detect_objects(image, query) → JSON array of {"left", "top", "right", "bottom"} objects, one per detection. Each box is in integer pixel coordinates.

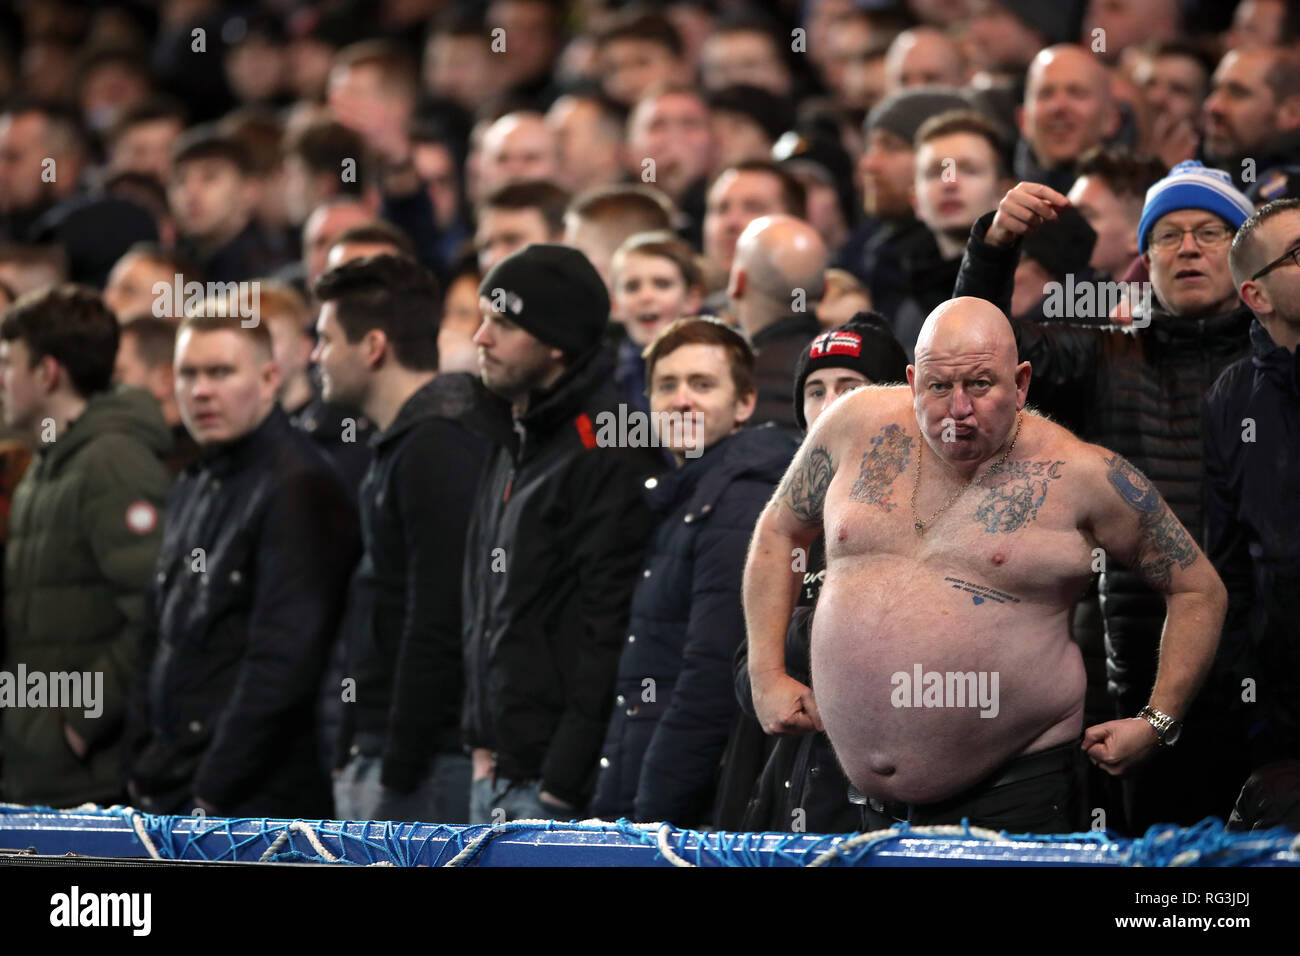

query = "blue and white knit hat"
[{"left": 1136, "top": 161, "right": 1254, "bottom": 254}]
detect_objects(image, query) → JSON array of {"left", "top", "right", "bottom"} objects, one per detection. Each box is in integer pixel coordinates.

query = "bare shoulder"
[
  {"left": 810, "top": 384, "right": 913, "bottom": 460},
  {"left": 773, "top": 385, "right": 911, "bottom": 525},
  {"left": 1018, "top": 409, "right": 1093, "bottom": 470},
  {"left": 1059, "top": 431, "right": 1164, "bottom": 523}
]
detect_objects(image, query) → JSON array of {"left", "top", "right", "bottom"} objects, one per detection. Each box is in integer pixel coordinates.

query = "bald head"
[
  {"left": 729, "top": 214, "right": 828, "bottom": 335},
  {"left": 480, "top": 112, "right": 560, "bottom": 192},
  {"left": 1022, "top": 45, "right": 1119, "bottom": 169},
  {"left": 914, "top": 297, "right": 1018, "bottom": 371},
  {"left": 303, "top": 199, "right": 371, "bottom": 283},
  {"left": 884, "top": 28, "right": 966, "bottom": 92},
  {"left": 908, "top": 297, "right": 1030, "bottom": 470}
]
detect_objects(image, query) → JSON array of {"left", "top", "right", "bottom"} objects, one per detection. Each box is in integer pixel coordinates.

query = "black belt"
[{"left": 852, "top": 737, "right": 1082, "bottom": 823}]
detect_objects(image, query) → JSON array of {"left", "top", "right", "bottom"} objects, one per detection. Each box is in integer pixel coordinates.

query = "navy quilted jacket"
[{"left": 589, "top": 423, "right": 797, "bottom": 825}]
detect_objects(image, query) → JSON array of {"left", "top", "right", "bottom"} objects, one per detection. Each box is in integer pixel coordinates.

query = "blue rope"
[
  {"left": 1118, "top": 818, "right": 1298, "bottom": 867},
  {"left": 1, "top": 803, "right": 1294, "bottom": 866}
]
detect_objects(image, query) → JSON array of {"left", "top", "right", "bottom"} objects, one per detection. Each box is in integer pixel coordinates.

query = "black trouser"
[
  {"left": 854, "top": 737, "right": 1087, "bottom": 834},
  {"left": 1119, "top": 708, "right": 1249, "bottom": 835}
]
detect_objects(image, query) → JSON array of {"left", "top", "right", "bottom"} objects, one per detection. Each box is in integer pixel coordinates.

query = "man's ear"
[
  {"left": 1125, "top": 227, "right": 1140, "bottom": 260},
  {"left": 734, "top": 386, "right": 757, "bottom": 425},
  {"left": 1104, "top": 101, "right": 1121, "bottom": 139},
  {"left": 728, "top": 266, "right": 746, "bottom": 301},
  {"left": 905, "top": 363, "right": 917, "bottom": 392},
  {"left": 684, "top": 285, "right": 704, "bottom": 316},
  {"left": 1279, "top": 94, "right": 1300, "bottom": 131},
  {"left": 363, "top": 328, "right": 388, "bottom": 369},
  {"left": 150, "top": 365, "right": 175, "bottom": 404},
  {"left": 1014, "top": 360, "right": 1032, "bottom": 408},
  {"left": 36, "top": 354, "right": 61, "bottom": 393},
  {"left": 261, "top": 354, "right": 282, "bottom": 395},
  {"left": 240, "top": 178, "right": 261, "bottom": 215},
  {"left": 1238, "top": 278, "right": 1270, "bottom": 316}
]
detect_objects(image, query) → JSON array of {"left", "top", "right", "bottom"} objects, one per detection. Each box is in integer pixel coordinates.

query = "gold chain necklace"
[{"left": 911, "top": 413, "right": 1022, "bottom": 535}]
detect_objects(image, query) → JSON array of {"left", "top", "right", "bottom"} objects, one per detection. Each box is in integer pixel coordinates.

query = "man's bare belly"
[
  {"left": 812, "top": 557, "right": 1085, "bottom": 803},
  {"left": 809, "top": 410, "right": 1092, "bottom": 805}
]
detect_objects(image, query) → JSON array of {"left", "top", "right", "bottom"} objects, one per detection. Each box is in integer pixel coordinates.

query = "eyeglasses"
[
  {"left": 1249, "top": 244, "right": 1300, "bottom": 281},
  {"left": 1149, "top": 223, "right": 1234, "bottom": 251}
]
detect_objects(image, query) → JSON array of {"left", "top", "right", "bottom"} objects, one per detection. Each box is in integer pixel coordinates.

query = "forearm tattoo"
[
  {"left": 1105, "top": 454, "right": 1198, "bottom": 589},
  {"left": 848, "top": 424, "right": 912, "bottom": 510},
  {"left": 972, "top": 460, "right": 1066, "bottom": 533},
  {"left": 779, "top": 445, "right": 834, "bottom": 522}
]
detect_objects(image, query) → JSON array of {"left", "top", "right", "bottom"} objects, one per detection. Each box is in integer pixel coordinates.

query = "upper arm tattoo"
[
  {"left": 778, "top": 444, "right": 833, "bottom": 523},
  {"left": 1104, "top": 454, "right": 1198, "bottom": 589},
  {"left": 848, "top": 424, "right": 912, "bottom": 510}
]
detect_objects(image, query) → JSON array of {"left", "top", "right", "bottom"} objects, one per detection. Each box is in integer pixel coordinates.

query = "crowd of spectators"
[{"left": 0, "top": 0, "right": 1297, "bottom": 836}]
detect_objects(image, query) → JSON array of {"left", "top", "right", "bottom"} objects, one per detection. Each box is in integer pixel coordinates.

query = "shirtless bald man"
[{"left": 743, "top": 297, "right": 1228, "bottom": 832}]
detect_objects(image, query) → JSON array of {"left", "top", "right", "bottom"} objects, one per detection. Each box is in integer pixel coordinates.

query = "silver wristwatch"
[{"left": 1137, "top": 705, "right": 1183, "bottom": 746}]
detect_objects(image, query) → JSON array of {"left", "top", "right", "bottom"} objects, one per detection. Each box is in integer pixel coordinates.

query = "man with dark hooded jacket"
[
  {"left": 312, "top": 255, "right": 491, "bottom": 825},
  {"left": 952, "top": 162, "right": 1255, "bottom": 831},
  {"left": 463, "top": 244, "right": 663, "bottom": 823},
  {"left": 0, "top": 286, "right": 172, "bottom": 808},
  {"left": 589, "top": 318, "right": 797, "bottom": 826}
]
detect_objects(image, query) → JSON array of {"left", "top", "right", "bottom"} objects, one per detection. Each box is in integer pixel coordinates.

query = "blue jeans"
[
  {"left": 468, "top": 775, "right": 577, "bottom": 825},
  {"left": 333, "top": 752, "right": 471, "bottom": 825}
]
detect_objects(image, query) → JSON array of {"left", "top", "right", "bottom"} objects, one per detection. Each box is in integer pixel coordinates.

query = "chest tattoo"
[
  {"left": 848, "top": 424, "right": 913, "bottom": 510},
  {"left": 971, "top": 460, "right": 1067, "bottom": 533},
  {"left": 943, "top": 576, "right": 1023, "bottom": 606}
]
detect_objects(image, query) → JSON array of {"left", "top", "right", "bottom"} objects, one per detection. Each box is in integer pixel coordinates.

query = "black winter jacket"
[
  {"left": 589, "top": 425, "right": 796, "bottom": 825},
  {"left": 335, "top": 375, "right": 492, "bottom": 789},
  {"left": 288, "top": 392, "right": 375, "bottom": 505},
  {"left": 751, "top": 314, "right": 822, "bottom": 438},
  {"left": 1205, "top": 321, "right": 1300, "bottom": 753},
  {"left": 126, "top": 407, "right": 360, "bottom": 816},
  {"left": 954, "top": 211, "right": 1252, "bottom": 708},
  {"left": 861, "top": 216, "right": 963, "bottom": 361},
  {"left": 461, "top": 347, "right": 664, "bottom": 808}
]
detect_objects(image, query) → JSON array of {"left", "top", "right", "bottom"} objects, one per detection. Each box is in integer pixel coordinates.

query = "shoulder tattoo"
[
  {"left": 778, "top": 444, "right": 834, "bottom": 522},
  {"left": 1104, "top": 454, "right": 1198, "bottom": 588},
  {"left": 848, "top": 424, "right": 913, "bottom": 510}
]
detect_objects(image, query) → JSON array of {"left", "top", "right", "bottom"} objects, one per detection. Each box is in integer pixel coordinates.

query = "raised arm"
[
  {"left": 1079, "top": 448, "right": 1228, "bottom": 774},
  {"left": 955, "top": 186, "right": 1105, "bottom": 431}
]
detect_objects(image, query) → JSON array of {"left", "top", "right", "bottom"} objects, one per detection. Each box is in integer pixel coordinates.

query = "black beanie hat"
[
  {"left": 479, "top": 244, "right": 610, "bottom": 358},
  {"left": 792, "top": 312, "right": 909, "bottom": 432}
]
